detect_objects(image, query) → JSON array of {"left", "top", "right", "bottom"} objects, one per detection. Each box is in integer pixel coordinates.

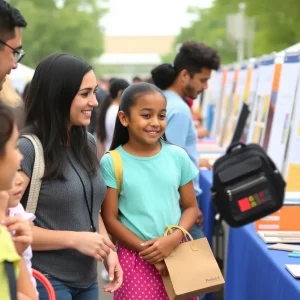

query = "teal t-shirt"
[{"left": 100, "top": 142, "right": 199, "bottom": 241}]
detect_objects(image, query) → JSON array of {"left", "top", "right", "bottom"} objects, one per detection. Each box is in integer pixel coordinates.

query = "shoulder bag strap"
[{"left": 22, "top": 135, "right": 45, "bottom": 214}]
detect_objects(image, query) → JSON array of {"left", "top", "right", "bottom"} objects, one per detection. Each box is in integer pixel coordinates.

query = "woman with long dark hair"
[{"left": 19, "top": 53, "right": 123, "bottom": 299}]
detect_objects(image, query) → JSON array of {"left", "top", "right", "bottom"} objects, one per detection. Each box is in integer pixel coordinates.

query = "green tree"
[
  {"left": 8, "top": 0, "right": 107, "bottom": 68},
  {"left": 163, "top": 3, "right": 239, "bottom": 64},
  {"left": 245, "top": 0, "right": 300, "bottom": 56},
  {"left": 165, "top": 0, "right": 300, "bottom": 64}
]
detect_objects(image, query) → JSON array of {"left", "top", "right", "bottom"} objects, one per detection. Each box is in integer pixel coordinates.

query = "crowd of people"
[{"left": 0, "top": 0, "right": 220, "bottom": 299}]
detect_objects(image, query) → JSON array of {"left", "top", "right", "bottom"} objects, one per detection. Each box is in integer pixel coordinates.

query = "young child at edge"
[
  {"left": 7, "top": 171, "right": 37, "bottom": 294},
  {"left": 100, "top": 82, "right": 200, "bottom": 300}
]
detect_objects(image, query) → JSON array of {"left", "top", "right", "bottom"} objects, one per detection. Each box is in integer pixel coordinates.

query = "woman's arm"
[
  {"left": 99, "top": 214, "right": 123, "bottom": 293},
  {"left": 17, "top": 258, "right": 38, "bottom": 300},
  {"left": 31, "top": 225, "right": 79, "bottom": 250},
  {"left": 101, "top": 187, "right": 145, "bottom": 252}
]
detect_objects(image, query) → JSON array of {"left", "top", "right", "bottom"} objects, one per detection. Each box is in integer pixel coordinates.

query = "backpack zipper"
[
  {"left": 226, "top": 176, "right": 266, "bottom": 202},
  {"left": 214, "top": 146, "right": 277, "bottom": 174}
]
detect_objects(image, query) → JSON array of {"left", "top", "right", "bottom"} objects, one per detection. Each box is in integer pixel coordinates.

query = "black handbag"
[{"left": 211, "top": 103, "right": 286, "bottom": 227}]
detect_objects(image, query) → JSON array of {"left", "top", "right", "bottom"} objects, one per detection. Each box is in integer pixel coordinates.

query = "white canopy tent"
[
  {"left": 10, "top": 63, "right": 35, "bottom": 94},
  {"left": 276, "top": 42, "right": 300, "bottom": 55}
]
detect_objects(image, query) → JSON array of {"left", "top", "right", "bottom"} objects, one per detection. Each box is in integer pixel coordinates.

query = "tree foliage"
[
  {"left": 165, "top": 0, "right": 300, "bottom": 64},
  {"left": 7, "top": 0, "right": 107, "bottom": 68}
]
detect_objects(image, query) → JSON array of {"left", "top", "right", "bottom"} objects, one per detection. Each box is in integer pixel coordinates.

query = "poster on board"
[
  {"left": 262, "top": 63, "right": 282, "bottom": 150},
  {"left": 217, "top": 66, "right": 237, "bottom": 146},
  {"left": 201, "top": 71, "right": 215, "bottom": 131},
  {"left": 267, "top": 53, "right": 300, "bottom": 171},
  {"left": 242, "top": 61, "right": 259, "bottom": 142},
  {"left": 284, "top": 71, "right": 300, "bottom": 192},
  {"left": 282, "top": 53, "right": 300, "bottom": 193},
  {"left": 223, "top": 64, "right": 248, "bottom": 146},
  {"left": 246, "top": 56, "right": 275, "bottom": 145},
  {"left": 211, "top": 68, "right": 227, "bottom": 139}
]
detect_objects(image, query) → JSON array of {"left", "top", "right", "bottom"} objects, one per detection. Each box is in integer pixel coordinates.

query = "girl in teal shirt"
[{"left": 100, "top": 82, "right": 199, "bottom": 300}]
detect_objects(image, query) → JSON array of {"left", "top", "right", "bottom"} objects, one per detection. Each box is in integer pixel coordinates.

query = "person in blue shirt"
[
  {"left": 151, "top": 41, "right": 220, "bottom": 240},
  {"left": 101, "top": 82, "right": 199, "bottom": 300}
]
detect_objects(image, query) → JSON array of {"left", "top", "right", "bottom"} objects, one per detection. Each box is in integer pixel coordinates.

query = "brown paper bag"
[{"left": 162, "top": 226, "right": 225, "bottom": 300}]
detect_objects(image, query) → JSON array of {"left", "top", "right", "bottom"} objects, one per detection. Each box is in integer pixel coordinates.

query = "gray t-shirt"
[{"left": 20, "top": 134, "right": 106, "bottom": 288}]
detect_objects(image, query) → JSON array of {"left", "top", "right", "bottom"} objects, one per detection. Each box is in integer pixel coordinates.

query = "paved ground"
[{"left": 98, "top": 263, "right": 113, "bottom": 300}]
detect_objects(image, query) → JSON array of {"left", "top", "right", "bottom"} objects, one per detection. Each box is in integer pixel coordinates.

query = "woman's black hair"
[
  {"left": 96, "top": 78, "right": 129, "bottom": 143},
  {"left": 22, "top": 81, "right": 30, "bottom": 102},
  {"left": 151, "top": 63, "right": 175, "bottom": 90},
  {"left": 23, "top": 53, "right": 98, "bottom": 180},
  {"left": 110, "top": 82, "right": 167, "bottom": 150},
  {"left": 0, "top": 101, "right": 14, "bottom": 156},
  {"left": 151, "top": 41, "right": 220, "bottom": 90},
  {"left": 110, "top": 79, "right": 130, "bottom": 99}
]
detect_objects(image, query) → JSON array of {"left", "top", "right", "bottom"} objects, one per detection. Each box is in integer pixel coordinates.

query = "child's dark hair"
[
  {"left": 132, "top": 76, "right": 142, "bottom": 82},
  {"left": 22, "top": 81, "right": 31, "bottom": 102},
  {"left": 96, "top": 78, "right": 129, "bottom": 143},
  {"left": 0, "top": 101, "right": 14, "bottom": 156},
  {"left": 151, "top": 41, "right": 220, "bottom": 90},
  {"left": 110, "top": 82, "right": 167, "bottom": 150}
]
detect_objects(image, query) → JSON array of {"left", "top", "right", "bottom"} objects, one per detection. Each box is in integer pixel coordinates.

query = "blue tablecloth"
[
  {"left": 225, "top": 224, "right": 300, "bottom": 300},
  {"left": 199, "top": 170, "right": 215, "bottom": 300},
  {"left": 199, "top": 170, "right": 215, "bottom": 247}
]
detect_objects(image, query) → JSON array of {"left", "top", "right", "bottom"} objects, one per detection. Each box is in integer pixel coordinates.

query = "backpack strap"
[
  {"left": 22, "top": 135, "right": 45, "bottom": 214},
  {"left": 106, "top": 150, "right": 122, "bottom": 195},
  {"left": 4, "top": 261, "right": 17, "bottom": 300}
]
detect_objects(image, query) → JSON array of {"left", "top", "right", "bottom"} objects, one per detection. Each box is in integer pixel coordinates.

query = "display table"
[
  {"left": 199, "top": 170, "right": 215, "bottom": 247},
  {"left": 225, "top": 224, "right": 300, "bottom": 300}
]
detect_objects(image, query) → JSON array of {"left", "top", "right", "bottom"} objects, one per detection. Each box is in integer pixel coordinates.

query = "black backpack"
[{"left": 211, "top": 104, "right": 286, "bottom": 227}]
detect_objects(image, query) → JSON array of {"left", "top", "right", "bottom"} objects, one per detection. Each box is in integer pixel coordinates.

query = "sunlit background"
[{"left": 8, "top": 0, "right": 300, "bottom": 88}]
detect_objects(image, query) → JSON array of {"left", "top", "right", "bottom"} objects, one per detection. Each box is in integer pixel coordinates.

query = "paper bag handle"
[
  {"left": 164, "top": 225, "right": 193, "bottom": 240},
  {"left": 164, "top": 225, "right": 198, "bottom": 252}
]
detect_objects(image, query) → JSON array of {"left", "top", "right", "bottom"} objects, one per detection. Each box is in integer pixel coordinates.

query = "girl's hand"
[
  {"left": 139, "top": 232, "right": 183, "bottom": 264},
  {"left": 3, "top": 216, "right": 32, "bottom": 255},
  {"left": 154, "top": 261, "right": 169, "bottom": 277},
  {"left": 103, "top": 250, "right": 123, "bottom": 293},
  {"left": 72, "top": 232, "right": 116, "bottom": 262}
]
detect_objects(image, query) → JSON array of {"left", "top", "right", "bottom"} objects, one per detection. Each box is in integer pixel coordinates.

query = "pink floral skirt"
[{"left": 114, "top": 244, "right": 198, "bottom": 300}]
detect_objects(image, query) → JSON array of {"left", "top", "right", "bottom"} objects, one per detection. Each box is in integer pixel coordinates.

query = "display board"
[{"left": 267, "top": 53, "right": 300, "bottom": 171}]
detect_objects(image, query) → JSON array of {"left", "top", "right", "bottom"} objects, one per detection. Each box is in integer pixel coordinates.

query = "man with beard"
[
  {"left": 0, "top": 0, "right": 27, "bottom": 91},
  {"left": 151, "top": 41, "right": 220, "bottom": 240}
]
